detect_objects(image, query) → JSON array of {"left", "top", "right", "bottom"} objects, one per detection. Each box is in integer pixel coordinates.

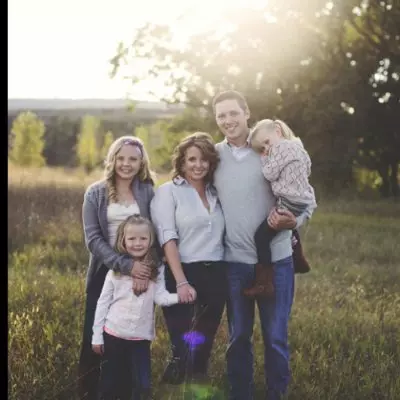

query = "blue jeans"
[{"left": 226, "top": 256, "right": 295, "bottom": 400}]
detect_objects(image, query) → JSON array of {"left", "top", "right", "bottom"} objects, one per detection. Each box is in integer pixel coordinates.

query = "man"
[{"left": 212, "top": 90, "right": 313, "bottom": 400}]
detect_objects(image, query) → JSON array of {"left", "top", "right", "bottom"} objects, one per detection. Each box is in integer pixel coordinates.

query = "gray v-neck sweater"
[{"left": 214, "top": 140, "right": 294, "bottom": 264}]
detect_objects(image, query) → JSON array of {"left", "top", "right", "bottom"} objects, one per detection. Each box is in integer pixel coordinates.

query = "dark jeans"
[
  {"left": 226, "top": 257, "right": 295, "bottom": 400},
  {"left": 163, "top": 261, "right": 227, "bottom": 375},
  {"left": 255, "top": 217, "right": 301, "bottom": 267},
  {"left": 77, "top": 265, "right": 110, "bottom": 400},
  {"left": 99, "top": 332, "right": 151, "bottom": 400}
]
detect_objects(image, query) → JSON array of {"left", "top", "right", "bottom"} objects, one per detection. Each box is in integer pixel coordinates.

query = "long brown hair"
[
  {"left": 171, "top": 132, "right": 219, "bottom": 184},
  {"left": 114, "top": 214, "right": 159, "bottom": 281}
]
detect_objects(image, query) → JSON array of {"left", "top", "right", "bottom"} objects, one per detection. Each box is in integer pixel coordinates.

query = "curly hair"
[
  {"left": 103, "top": 135, "right": 156, "bottom": 204},
  {"left": 114, "top": 214, "right": 160, "bottom": 281},
  {"left": 171, "top": 132, "right": 219, "bottom": 184}
]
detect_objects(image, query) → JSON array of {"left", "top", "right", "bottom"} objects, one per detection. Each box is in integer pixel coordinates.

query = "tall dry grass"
[{"left": 8, "top": 164, "right": 400, "bottom": 399}]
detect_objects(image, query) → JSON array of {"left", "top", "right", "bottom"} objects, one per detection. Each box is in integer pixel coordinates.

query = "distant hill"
[{"left": 7, "top": 98, "right": 184, "bottom": 112}]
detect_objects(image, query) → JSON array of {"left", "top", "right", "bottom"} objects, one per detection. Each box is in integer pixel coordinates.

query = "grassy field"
[{"left": 8, "top": 165, "right": 400, "bottom": 400}]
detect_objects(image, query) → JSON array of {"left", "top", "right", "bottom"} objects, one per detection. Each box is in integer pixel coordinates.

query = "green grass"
[{"left": 8, "top": 166, "right": 400, "bottom": 399}]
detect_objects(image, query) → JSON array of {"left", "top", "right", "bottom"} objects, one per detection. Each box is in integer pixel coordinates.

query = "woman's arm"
[
  {"left": 83, "top": 188, "right": 151, "bottom": 279},
  {"left": 163, "top": 240, "right": 188, "bottom": 285},
  {"left": 154, "top": 264, "right": 179, "bottom": 306},
  {"left": 150, "top": 183, "right": 196, "bottom": 303},
  {"left": 163, "top": 241, "right": 197, "bottom": 303},
  {"left": 146, "top": 184, "right": 164, "bottom": 261}
]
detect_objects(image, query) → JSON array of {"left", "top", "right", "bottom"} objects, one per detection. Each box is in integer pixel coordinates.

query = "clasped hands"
[
  {"left": 176, "top": 282, "right": 197, "bottom": 304},
  {"left": 130, "top": 260, "right": 197, "bottom": 303}
]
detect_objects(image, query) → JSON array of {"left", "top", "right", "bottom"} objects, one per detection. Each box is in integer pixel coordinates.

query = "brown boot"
[
  {"left": 292, "top": 232, "right": 310, "bottom": 274},
  {"left": 243, "top": 263, "right": 275, "bottom": 298}
]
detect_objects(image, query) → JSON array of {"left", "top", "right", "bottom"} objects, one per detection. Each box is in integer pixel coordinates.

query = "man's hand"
[
  {"left": 92, "top": 344, "right": 104, "bottom": 355},
  {"left": 132, "top": 277, "right": 149, "bottom": 296},
  {"left": 131, "top": 260, "right": 151, "bottom": 279},
  {"left": 268, "top": 208, "right": 296, "bottom": 231}
]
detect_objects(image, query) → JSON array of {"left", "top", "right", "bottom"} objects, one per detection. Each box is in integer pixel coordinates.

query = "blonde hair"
[
  {"left": 171, "top": 132, "right": 219, "bottom": 184},
  {"left": 103, "top": 135, "right": 156, "bottom": 204},
  {"left": 114, "top": 214, "right": 159, "bottom": 281},
  {"left": 249, "top": 119, "right": 299, "bottom": 153}
]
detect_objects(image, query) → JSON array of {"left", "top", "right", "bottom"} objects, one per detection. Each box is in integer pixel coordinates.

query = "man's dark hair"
[{"left": 212, "top": 90, "right": 249, "bottom": 113}]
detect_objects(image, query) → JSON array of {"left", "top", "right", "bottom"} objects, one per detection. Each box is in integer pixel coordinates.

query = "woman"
[
  {"left": 151, "top": 132, "right": 227, "bottom": 384},
  {"left": 77, "top": 135, "right": 155, "bottom": 400}
]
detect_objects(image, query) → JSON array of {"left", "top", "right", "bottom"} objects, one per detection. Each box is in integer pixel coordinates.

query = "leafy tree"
[
  {"left": 76, "top": 115, "right": 100, "bottom": 173},
  {"left": 43, "top": 116, "right": 80, "bottom": 167},
  {"left": 135, "top": 108, "right": 214, "bottom": 171},
  {"left": 10, "top": 111, "right": 46, "bottom": 167},
  {"left": 100, "top": 130, "right": 115, "bottom": 162},
  {"left": 111, "top": 0, "right": 400, "bottom": 196}
]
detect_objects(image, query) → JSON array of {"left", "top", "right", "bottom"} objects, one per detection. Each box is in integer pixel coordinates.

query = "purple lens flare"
[{"left": 182, "top": 331, "right": 206, "bottom": 350}]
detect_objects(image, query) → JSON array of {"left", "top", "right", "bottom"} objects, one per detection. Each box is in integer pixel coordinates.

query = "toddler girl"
[{"left": 243, "top": 119, "right": 317, "bottom": 298}]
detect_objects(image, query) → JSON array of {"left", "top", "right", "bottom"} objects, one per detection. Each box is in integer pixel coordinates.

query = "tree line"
[
  {"left": 109, "top": 0, "right": 399, "bottom": 197},
  {"left": 7, "top": 110, "right": 198, "bottom": 174},
  {"left": 8, "top": 1, "right": 400, "bottom": 197}
]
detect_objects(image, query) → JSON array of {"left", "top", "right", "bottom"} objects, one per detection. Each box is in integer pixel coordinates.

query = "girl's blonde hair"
[
  {"left": 114, "top": 214, "right": 159, "bottom": 281},
  {"left": 249, "top": 119, "right": 300, "bottom": 153},
  {"left": 103, "top": 135, "right": 156, "bottom": 203}
]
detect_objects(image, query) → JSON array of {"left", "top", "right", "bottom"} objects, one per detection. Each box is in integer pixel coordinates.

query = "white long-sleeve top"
[{"left": 92, "top": 264, "right": 178, "bottom": 345}]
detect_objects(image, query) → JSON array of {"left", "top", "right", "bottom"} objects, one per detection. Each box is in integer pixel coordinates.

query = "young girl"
[
  {"left": 243, "top": 119, "right": 317, "bottom": 298},
  {"left": 92, "top": 214, "right": 184, "bottom": 400}
]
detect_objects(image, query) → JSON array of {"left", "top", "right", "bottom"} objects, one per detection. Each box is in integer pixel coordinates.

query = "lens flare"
[
  {"left": 185, "top": 383, "right": 225, "bottom": 399},
  {"left": 182, "top": 331, "right": 206, "bottom": 349}
]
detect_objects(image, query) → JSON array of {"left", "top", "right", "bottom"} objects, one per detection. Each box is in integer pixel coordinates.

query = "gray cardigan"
[{"left": 82, "top": 177, "right": 155, "bottom": 292}]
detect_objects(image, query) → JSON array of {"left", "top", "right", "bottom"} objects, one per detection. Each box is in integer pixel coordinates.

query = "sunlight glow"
[{"left": 8, "top": 0, "right": 269, "bottom": 100}]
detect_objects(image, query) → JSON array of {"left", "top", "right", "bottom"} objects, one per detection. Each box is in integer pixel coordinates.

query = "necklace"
[{"left": 119, "top": 199, "right": 134, "bottom": 207}]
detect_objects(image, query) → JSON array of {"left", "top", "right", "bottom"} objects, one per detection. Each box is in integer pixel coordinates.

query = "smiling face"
[
  {"left": 214, "top": 98, "right": 250, "bottom": 146},
  {"left": 114, "top": 144, "right": 142, "bottom": 181},
  {"left": 182, "top": 145, "right": 210, "bottom": 183},
  {"left": 123, "top": 223, "right": 151, "bottom": 259}
]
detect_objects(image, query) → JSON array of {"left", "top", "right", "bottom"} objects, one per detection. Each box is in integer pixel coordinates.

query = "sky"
[
  {"left": 8, "top": 0, "right": 182, "bottom": 100},
  {"left": 8, "top": 0, "right": 262, "bottom": 100}
]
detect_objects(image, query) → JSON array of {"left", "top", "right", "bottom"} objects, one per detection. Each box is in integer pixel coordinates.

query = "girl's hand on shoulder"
[{"left": 92, "top": 344, "right": 104, "bottom": 355}]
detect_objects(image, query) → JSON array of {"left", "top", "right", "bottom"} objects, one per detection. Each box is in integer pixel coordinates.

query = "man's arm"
[{"left": 268, "top": 205, "right": 315, "bottom": 231}]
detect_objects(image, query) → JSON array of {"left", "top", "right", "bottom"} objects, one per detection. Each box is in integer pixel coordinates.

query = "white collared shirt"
[
  {"left": 226, "top": 138, "right": 252, "bottom": 160},
  {"left": 150, "top": 177, "right": 225, "bottom": 263}
]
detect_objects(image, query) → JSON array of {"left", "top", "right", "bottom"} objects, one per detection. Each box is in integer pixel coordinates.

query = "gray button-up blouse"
[{"left": 150, "top": 176, "right": 225, "bottom": 263}]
